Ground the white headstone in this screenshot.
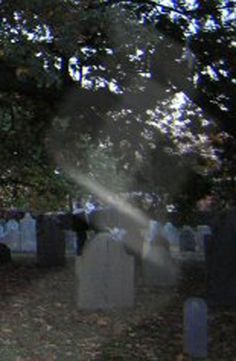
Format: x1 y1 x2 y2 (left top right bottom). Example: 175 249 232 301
75 232 135 309
20 213 36 253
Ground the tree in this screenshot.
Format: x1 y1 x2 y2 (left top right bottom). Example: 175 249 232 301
0 0 234 214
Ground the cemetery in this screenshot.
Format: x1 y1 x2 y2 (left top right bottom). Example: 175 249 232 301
0 205 235 360
0 0 234 360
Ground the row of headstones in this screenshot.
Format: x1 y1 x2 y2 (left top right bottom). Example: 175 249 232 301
147 220 212 255
0 213 37 253
0 213 77 255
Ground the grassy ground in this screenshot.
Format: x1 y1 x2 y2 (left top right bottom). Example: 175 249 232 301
0 255 235 361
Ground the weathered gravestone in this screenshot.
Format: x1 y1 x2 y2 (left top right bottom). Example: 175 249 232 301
5 219 21 252
37 215 65 267
162 222 180 253
0 224 6 240
206 208 236 307
0 243 11 264
196 225 212 253
184 298 208 358
179 226 196 252
75 232 134 309
142 235 178 286
147 220 162 243
64 230 77 254
20 212 37 253
0 218 5 226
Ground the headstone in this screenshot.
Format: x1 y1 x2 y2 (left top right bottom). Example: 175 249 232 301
146 220 162 243
64 230 77 254
20 213 37 253
0 243 11 264
5 219 21 252
0 224 6 240
0 218 6 226
162 222 180 252
75 232 134 309
184 298 208 358
37 215 65 267
179 226 196 252
196 225 212 253
142 235 178 286
206 208 236 307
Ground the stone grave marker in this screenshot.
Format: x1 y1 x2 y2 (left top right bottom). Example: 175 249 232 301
142 235 178 286
0 218 5 226
75 232 134 309
196 225 212 253
146 220 162 243
37 215 65 267
162 222 180 253
179 226 196 252
206 208 236 307
20 212 37 253
184 298 208 358
5 219 21 252
0 224 5 240
64 230 77 254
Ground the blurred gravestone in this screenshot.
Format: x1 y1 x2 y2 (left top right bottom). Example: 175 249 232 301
37 215 65 267
64 230 77 254
162 222 180 253
179 226 196 252
20 212 37 253
0 243 11 264
206 208 236 307
0 224 5 240
196 225 212 253
75 232 134 309
146 220 162 243
5 219 21 252
184 298 208 358
142 235 177 286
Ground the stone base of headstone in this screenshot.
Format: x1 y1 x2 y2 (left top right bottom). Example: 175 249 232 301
37 215 65 267
142 241 178 286
75 232 135 310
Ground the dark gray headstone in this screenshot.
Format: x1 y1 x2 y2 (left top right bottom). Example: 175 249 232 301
64 230 77 254
184 298 208 358
75 232 134 309
0 243 11 264
37 215 65 267
206 208 236 307
196 225 212 253
179 226 196 252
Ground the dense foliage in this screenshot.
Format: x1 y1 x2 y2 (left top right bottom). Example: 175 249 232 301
0 0 235 214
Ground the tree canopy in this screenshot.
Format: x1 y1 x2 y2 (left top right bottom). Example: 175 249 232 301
0 0 235 215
